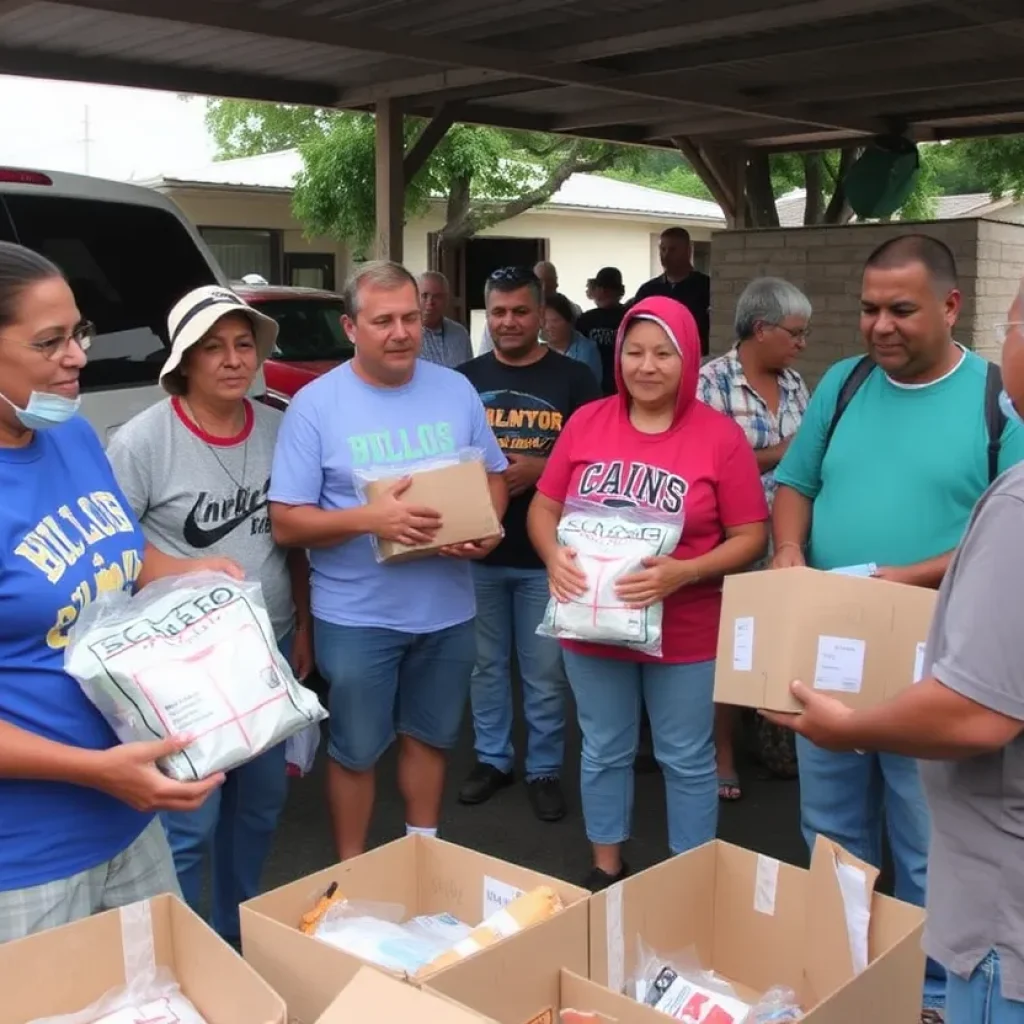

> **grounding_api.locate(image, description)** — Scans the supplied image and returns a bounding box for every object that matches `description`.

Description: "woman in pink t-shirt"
[528,296,769,890]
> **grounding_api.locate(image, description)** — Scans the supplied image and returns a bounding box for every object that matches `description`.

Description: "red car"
[236,284,352,410]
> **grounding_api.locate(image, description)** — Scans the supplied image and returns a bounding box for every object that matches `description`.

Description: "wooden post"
[734,150,749,229]
[374,98,404,262]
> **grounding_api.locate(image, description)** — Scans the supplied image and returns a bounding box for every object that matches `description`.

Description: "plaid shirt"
[697,346,810,509]
[420,317,474,368]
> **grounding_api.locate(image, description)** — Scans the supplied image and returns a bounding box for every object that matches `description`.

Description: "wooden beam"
[403,106,457,183]
[0,45,338,107]
[50,0,863,134]
[375,100,404,263]
[672,136,737,225]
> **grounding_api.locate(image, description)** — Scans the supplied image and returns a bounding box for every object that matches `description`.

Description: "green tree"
[202,99,634,256]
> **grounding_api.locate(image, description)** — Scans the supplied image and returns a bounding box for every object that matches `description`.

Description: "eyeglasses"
[487,266,541,288]
[767,322,811,341]
[28,321,96,360]
[995,322,1024,345]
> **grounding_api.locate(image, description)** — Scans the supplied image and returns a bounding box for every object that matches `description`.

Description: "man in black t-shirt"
[576,266,627,396]
[631,226,711,356]
[458,265,601,823]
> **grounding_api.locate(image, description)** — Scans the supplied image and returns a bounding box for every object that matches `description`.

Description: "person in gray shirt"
[106,285,314,948]
[765,295,1024,1023]
[418,271,473,367]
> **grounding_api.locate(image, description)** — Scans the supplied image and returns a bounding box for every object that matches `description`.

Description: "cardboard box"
[589,837,926,1024]
[365,459,501,562]
[0,894,284,1024]
[427,911,650,1024]
[241,835,590,1024]
[319,967,499,1024]
[714,567,937,712]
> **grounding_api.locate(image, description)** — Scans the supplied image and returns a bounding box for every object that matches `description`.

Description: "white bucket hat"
[160,285,279,395]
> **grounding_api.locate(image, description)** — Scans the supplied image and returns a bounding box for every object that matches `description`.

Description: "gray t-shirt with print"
[919,460,1024,1000]
[106,398,294,640]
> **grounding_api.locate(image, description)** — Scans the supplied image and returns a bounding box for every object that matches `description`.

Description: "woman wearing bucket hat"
[106,284,314,946]
[0,243,241,942]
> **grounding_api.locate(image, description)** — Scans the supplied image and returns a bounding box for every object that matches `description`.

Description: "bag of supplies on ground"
[65,571,327,782]
[537,499,683,657]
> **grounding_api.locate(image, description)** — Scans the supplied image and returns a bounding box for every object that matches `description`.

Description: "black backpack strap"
[824,355,875,451]
[984,360,1006,485]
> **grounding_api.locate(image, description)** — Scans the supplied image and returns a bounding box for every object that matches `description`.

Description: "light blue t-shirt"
[775,349,1024,571]
[565,332,603,389]
[0,416,150,890]
[269,360,507,632]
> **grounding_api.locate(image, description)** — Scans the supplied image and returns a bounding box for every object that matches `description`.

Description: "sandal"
[718,777,742,802]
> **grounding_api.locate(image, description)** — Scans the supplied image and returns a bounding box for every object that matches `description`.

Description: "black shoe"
[458,762,514,805]
[583,863,630,892]
[526,776,566,822]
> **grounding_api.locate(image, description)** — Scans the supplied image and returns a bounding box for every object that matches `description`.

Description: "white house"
[144,149,725,322]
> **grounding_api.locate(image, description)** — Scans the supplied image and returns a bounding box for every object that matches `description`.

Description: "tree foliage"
[203,99,634,255]
[201,99,1024,238]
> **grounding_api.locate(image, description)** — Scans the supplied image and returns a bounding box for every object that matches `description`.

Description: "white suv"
[0,166,235,443]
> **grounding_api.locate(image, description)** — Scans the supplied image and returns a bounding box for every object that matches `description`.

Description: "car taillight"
[0,169,53,185]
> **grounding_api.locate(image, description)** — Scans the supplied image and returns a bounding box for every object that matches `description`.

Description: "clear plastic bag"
[629,941,752,1023]
[64,571,327,782]
[745,988,803,1023]
[313,899,471,976]
[537,499,683,657]
[26,968,206,1024]
[352,446,491,563]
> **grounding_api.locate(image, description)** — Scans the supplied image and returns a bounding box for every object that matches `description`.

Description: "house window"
[200,227,281,283]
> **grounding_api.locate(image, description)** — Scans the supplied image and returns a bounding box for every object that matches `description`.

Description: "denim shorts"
[314,617,476,771]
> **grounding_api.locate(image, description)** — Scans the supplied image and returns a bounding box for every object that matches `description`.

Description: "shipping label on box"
[713,567,937,712]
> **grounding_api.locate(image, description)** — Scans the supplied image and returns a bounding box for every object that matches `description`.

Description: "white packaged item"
[27,970,207,1024]
[65,571,327,782]
[285,722,322,776]
[537,500,683,657]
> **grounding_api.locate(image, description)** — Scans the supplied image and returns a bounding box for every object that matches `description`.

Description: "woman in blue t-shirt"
[0,242,236,942]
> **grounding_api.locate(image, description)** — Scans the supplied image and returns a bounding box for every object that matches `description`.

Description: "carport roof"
[3,0,1024,153]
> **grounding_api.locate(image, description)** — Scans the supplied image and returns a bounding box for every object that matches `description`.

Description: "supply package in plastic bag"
[627,940,803,1023]
[285,722,322,777]
[352,446,501,564]
[65,571,327,782]
[537,500,683,656]
[26,968,207,1024]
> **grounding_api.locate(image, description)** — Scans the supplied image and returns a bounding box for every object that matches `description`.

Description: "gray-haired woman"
[697,276,812,800]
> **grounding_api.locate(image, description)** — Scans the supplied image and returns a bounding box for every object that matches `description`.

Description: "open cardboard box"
[318,967,500,1024]
[365,459,501,563]
[241,835,590,1024]
[0,894,284,1024]
[427,907,653,1024]
[589,837,926,1024]
[714,567,937,712]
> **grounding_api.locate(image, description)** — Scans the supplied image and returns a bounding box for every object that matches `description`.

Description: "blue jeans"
[315,617,476,771]
[470,564,566,781]
[161,632,293,943]
[948,952,1024,1023]
[563,651,717,853]
[796,738,945,1009]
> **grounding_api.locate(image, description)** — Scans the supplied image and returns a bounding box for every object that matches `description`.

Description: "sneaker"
[583,863,630,892]
[458,762,514,805]
[526,776,567,822]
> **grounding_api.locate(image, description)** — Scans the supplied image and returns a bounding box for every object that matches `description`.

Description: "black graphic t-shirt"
[105,397,294,638]
[460,349,602,569]
[576,304,626,397]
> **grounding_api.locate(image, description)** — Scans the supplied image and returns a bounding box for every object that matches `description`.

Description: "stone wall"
[708,218,1024,388]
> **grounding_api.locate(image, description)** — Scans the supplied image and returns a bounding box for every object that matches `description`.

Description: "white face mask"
[0,388,81,430]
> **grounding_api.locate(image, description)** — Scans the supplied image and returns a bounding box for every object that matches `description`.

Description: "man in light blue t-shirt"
[773,234,1024,1021]
[269,261,508,860]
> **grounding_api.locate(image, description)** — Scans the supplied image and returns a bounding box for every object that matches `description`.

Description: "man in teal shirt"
[773,234,1024,1022]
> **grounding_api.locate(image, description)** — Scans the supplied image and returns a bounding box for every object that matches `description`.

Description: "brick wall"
[709,218,1024,388]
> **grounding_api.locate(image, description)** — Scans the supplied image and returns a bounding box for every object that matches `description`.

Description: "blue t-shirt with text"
[775,349,1024,570]
[0,416,150,891]
[269,360,507,632]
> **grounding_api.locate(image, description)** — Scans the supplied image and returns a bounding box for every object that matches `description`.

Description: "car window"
[256,298,354,362]
[2,194,218,392]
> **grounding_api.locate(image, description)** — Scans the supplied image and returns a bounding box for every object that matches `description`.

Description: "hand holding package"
[64,571,326,781]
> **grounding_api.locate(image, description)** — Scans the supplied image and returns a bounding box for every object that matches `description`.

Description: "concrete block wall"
[709,218,1024,388]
